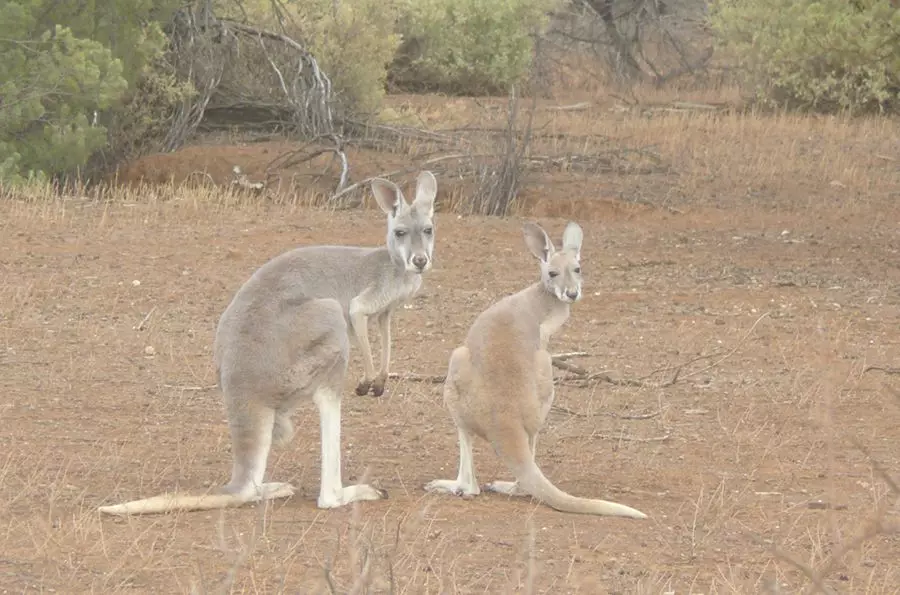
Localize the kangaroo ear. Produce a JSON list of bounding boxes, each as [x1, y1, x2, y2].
[[561, 221, 583, 260], [412, 170, 437, 218], [523, 222, 554, 263], [371, 178, 406, 216]]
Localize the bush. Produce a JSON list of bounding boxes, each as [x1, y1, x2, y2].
[[214, 0, 402, 117], [0, 1, 189, 184], [710, 0, 900, 113], [0, 4, 128, 184], [392, 0, 559, 95], [306, 0, 404, 116]]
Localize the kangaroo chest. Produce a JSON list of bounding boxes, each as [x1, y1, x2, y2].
[[539, 309, 569, 349]]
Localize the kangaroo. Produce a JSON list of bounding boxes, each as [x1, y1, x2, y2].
[[98, 171, 439, 515], [424, 221, 647, 519]]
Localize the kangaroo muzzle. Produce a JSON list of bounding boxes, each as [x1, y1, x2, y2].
[[410, 254, 429, 272]]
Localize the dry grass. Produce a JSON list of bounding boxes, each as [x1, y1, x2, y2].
[[110, 83, 900, 224], [2, 85, 899, 593]]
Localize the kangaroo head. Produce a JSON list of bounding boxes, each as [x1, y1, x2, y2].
[[370, 171, 437, 274], [523, 221, 584, 303]]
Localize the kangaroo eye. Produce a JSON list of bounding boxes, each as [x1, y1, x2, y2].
[[574, 267, 581, 274], [548, 271, 559, 278], [394, 229, 407, 238], [423, 227, 433, 235]]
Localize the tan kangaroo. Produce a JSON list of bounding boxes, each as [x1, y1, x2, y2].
[[98, 171, 439, 515], [424, 221, 647, 519]]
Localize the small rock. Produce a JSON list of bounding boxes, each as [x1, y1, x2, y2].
[[144, 345, 156, 356]]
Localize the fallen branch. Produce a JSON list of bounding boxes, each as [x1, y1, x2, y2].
[[390, 352, 591, 385], [388, 372, 445, 384], [580, 432, 671, 443], [551, 359, 589, 376], [550, 405, 661, 420], [265, 133, 349, 194], [163, 384, 219, 392], [863, 365, 900, 376], [552, 351, 589, 360], [328, 153, 469, 204], [558, 312, 771, 389]]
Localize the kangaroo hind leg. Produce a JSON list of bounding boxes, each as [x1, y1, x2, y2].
[[311, 298, 388, 509], [222, 398, 295, 503], [314, 387, 388, 508], [425, 346, 481, 497], [482, 433, 537, 497]]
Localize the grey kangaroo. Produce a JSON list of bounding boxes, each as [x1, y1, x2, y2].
[[425, 221, 647, 519], [99, 171, 438, 515]]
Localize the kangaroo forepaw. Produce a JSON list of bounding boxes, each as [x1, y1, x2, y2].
[[371, 373, 387, 397], [356, 375, 387, 397], [355, 378, 372, 396]]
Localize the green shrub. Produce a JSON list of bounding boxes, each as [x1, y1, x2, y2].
[[709, 0, 900, 113], [215, 0, 402, 117], [305, 0, 404, 116], [0, 1, 188, 184], [392, 0, 559, 95], [0, 3, 128, 184], [102, 55, 197, 163]]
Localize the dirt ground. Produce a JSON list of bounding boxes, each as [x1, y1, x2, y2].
[[2, 95, 900, 593]]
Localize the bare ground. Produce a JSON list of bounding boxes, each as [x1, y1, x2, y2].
[[1, 93, 900, 593]]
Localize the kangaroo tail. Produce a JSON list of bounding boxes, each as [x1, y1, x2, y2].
[[98, 483, 295, 516], [98, 492, 252, 516], [496, 427, 647, 519], [514, 459, 647, 518]]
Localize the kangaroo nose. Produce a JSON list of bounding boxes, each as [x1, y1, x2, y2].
[[412, 255, 428, 270], [565, 289, 579, 301]]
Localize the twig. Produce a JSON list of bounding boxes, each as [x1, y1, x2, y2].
[[388, 372, 445, 384], [552, 351, 589, 360], [863, 365, 900, 376], [551, 359, 589, 375], [328, 154, 468, 203], [586, 431, 671, 443], [560, 311, 771, 389], [676, 311, 770, 381], [749, 436, 899, 594], [163, 383, 219, 391], [747, 532, 834, 595], [391, 352, 591, 385], [551, 405, 661, 420], [849, 437, 900, 496], [134, 306, 156, 331]]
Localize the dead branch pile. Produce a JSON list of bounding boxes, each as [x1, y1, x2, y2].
[[160, 2, 336, 153], [544, 0, 717, 87]]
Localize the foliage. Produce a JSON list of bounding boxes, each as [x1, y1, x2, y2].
[[26, 0, 180, 87], [0, 2, 128, 184], [392, 0, 559, 95], [709, 0, 900, 113], [100, 55, 197, 168], [306, 0, 404, 116], [0, 0, 190, 184], [213, 0, 402, 117]]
